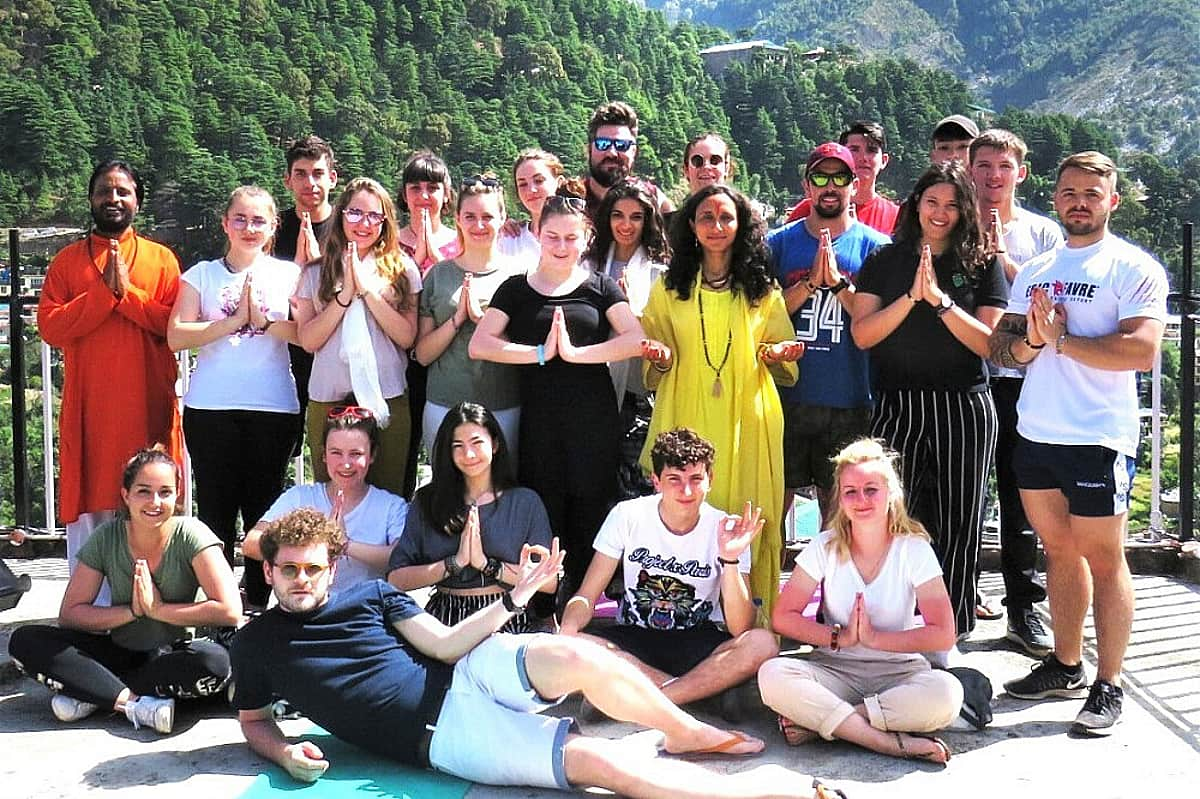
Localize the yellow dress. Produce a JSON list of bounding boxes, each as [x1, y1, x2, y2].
[[641, 276, 797, 618]]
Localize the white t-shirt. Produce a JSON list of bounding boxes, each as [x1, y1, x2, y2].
[[259, 483, 408, 589], [990, 208, 1065, 378], [593, 494, 750, 629], [182, 257, 301, 412], [295, 256, 423, 402], [496, 223, 540, 272], [797, 530, 943, 664], [1008, 234, 1168, 456]]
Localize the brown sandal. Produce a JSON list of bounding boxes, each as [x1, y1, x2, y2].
[[894, 732, 951, 764], [812, 777, 849, 798]]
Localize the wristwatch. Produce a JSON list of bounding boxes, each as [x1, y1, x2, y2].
[[443, 555, 463, 578], [936, 294, 955, 316], [830, 277, 850, 295], [501, 591, 526, 613], [482, 557, 503, 581], [1056, 332, 1070, 354]]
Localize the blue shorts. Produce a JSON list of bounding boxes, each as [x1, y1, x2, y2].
[[1013, 436, 1136, 517], [428, 634, 572, 789]]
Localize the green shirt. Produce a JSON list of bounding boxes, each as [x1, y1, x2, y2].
[[419, 258, 520, 410], [77, 516, 222, 651]]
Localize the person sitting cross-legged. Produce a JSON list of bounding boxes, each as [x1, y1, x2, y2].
[[559, 428, 779, 714], [232, 507, 850, 799]]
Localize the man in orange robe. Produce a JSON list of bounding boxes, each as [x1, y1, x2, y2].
[[37, 160, 183, 577]]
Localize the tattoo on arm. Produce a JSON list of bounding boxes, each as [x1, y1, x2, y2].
[[990, 314, 1032, 368]]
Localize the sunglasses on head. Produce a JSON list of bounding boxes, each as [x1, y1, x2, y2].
[[545, 195, 587, 212], [462, 175, 501, 190], [689, 153, 725, 169], [328, 405, 374, 421], [275, 562, 330, 580], [343, 208, 387, 226], [593, 137, 636, 153], [808, 172, 854, 188]]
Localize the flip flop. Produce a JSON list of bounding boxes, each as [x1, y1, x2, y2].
[[894, 732, 951, 765], [976, 597, 1003, 621], [812, 778, 849, 799], [667, 730, 763, 761], [778, 714, 819, 747]]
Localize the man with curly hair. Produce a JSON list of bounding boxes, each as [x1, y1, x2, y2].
[[232, 507, 839, 797]]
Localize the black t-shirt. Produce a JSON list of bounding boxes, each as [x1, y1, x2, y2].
[[856, 243, 1008, 391], [230, 581, 452, 764], [489, 270, 625, 405], [275, 207, 336, 263]]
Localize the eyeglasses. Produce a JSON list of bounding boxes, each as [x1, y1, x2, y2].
[[808, 172, 854, 188], [275, 562, 330, 580], [544, 196, 587, 213], [229, 215, 273, 232], [462, 175, 501, 190], [328, 405, 374, 421], [344, 208, 387, 226], [593, 137, 636, 153], [689, 153, 725, 169]]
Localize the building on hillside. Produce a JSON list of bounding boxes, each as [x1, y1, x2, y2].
[[699, 40, 790, 75]]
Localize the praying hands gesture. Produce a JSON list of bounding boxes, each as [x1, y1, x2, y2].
[[229, 275, 253, 330], [550, 305, 579, 361], [508, 538, 565, 608], [717, 501, 764, 562], [838, 592, 877, 650], [130, 559, 162, 620], [409, 209, 437, 269], [908, 244, 947, 307], [336, 243, 362, 307], [297, 211, 322, 265], [809, 229, 842, 288], [245, 274, 271, 331], [1026, 286, 1066, 348], [103, 238, 131, 299], [454, 272, 484, 328], [464, 505, 488, 572]]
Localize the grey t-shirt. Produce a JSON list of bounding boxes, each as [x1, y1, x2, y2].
[[418, 258, 521, 410]]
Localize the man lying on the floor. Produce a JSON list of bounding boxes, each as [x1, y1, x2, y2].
[[231, 507, 840, 799]]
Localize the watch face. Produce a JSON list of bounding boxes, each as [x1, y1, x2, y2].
[[941, 294, 953, 308]]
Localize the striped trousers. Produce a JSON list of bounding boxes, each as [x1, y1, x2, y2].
[[872, 387, 998, 635]]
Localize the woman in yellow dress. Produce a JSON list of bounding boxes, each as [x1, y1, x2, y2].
[[641, 185, 803, 617]]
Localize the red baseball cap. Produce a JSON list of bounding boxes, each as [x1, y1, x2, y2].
[[805, 142, 856, 177]]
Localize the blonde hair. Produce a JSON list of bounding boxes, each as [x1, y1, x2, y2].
[[225, 185, 278, 253], [455, 171, 507, 251], [825, 438, 929, 561], [317, 177, 412, 308], [513, 149, 565, 183]]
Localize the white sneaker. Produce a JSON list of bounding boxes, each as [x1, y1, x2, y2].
[[51, 694, 99, 722], [124, 696, 174, 734]]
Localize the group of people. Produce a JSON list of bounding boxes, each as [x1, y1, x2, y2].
[[9, 97, 1167, 796]]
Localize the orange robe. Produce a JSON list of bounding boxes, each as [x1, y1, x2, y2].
[[37, 229, 184, 523]]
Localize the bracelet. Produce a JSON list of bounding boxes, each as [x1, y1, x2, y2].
[[717, 557, 740, 567], [830, 623, 841, 652], [501, 591, 526, 613], [652, 359, 671, 373], [1023, 336, 1045, 350], [451, 316, 462, 331], [904, 291, 918, 304], [443, 555, 462, 578], [536, 344, 546, 366], [333, 293, 353, 308], [936, 299, 956, 317], [1055, 332, 1069, 355], [260, 319, 275, 333], [829, 278, 850, 295], [483, 557, 503, 581], [805, 281, 818, 292]]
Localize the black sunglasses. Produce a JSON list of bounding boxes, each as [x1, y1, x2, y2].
[[593, 137, 635, 153], [462, 175, 501, 190]]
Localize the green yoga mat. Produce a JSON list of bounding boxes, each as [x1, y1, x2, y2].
[[239, 727, 471, 799]]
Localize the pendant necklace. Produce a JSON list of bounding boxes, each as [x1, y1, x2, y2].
[[697, 286, 732, 397]]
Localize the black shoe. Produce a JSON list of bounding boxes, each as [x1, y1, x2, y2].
[[1006, 607, 1053, 657], [1072, 680, 1123, 736], [1004, 655, 1087, 699]]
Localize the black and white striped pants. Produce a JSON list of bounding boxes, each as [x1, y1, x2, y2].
[[872, 387, 998, 635]]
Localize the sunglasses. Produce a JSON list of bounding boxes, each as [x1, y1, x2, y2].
[[593, 137, 636, 153], [228, 215, 273, 232], [689, 153, 725, 169], [275, 562, 330, 580], [544, 195, 587, 212], [462, 175, 501, 190], [328, 405, 374, 421], [808, 172, 854, 188], [344, 208, 387, 226]]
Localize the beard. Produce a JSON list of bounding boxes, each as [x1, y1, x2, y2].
[[91, 204, 135, 235], [812, 193, 846, 219], [589, 157, 631, 189], [1061, 209, 1108, 238]]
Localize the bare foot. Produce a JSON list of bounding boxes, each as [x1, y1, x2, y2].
[[661, 725, 765, 757], [893, 732, 951, 764], [778, 715, 819, 746]]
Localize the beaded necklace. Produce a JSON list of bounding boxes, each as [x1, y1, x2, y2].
[[697, 286, 733, 397]]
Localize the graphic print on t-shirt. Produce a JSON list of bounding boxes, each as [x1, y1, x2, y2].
[[620, 569, 715, 629]]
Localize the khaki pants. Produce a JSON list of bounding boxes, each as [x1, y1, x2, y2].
[[759, 653, 962, 739], [306, 395, 411, 497]]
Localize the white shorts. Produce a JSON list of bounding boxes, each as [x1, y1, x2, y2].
[[428, 633, 571, 789]]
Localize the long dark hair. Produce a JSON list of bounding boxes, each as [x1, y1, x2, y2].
[[893, 161, 988, 277], [665, 185, 771, 303], [584, 179, 670, 267], [415, 403, 517, 537]]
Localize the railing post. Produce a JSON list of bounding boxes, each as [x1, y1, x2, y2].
[[1173, 222, 1195, 542], [8, 228, 31, 528], [42, 341, 56, 532]]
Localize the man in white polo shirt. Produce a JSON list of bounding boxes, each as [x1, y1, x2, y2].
[[988, 151, 1168, 736]]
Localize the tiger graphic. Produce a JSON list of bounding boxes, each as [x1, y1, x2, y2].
[[621, 570, 713, 629]]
